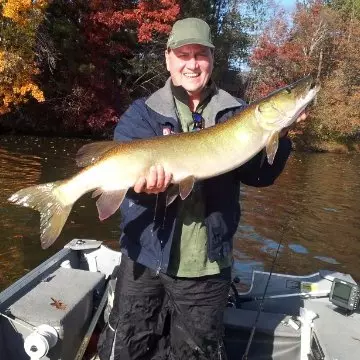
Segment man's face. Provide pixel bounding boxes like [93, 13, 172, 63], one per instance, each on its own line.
[165, 44, 214, 97]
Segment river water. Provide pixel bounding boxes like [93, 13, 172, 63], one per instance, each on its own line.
[0, 135, 359, 290]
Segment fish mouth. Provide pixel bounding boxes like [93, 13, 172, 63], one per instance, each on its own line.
[291, 75, 320, 107]
[302, 81, 320, 102]
[307, 80, 321, 95]
[312, 82, 321, 93]
[289, 75, 320, 97]
[292, 82, 320, 121]
[255, 76, 321, 131]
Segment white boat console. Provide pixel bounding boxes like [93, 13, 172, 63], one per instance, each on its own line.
[224, 270, 360, 360]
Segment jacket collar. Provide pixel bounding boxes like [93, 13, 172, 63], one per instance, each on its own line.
[145, 78, 243, 126]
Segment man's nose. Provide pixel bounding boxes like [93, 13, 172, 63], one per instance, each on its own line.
[186, 57, 198, 70]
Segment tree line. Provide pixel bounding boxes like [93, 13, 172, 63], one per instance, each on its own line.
[248, 0, 360, 150]
[0, 0, 359, 149]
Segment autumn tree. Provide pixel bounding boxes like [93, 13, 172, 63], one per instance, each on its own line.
[246, 1, 328, 100]
[247, 0, 360, 145]
[34, 0, 179, 133]
[311, 0, 360, 142]
[0, 0, 47, 115]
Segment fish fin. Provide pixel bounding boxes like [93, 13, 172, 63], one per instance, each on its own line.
[8, 181, 72, 249]
[76, 141, 120, 167]
[266, 131, 280, 165]
[96, 189, 127, 221]
[166, 184, 179, 206]
[179, 176, 195, 200]
[92, 188, 103, 198]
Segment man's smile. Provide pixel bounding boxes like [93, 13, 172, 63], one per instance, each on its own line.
[183, 73, 201, 78]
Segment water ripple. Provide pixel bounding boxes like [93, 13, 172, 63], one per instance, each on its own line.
[1, 136, 360, 289]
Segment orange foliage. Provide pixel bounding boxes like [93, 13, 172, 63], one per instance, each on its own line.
[0, 0, 47, 114]
[311, 16, 360, 137]
[0, 51, 44, 115]
[2, 0, 47, 24]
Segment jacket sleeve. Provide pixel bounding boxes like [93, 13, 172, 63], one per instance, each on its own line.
[113, 99, 157, 142]
[237, 136, 292, 187]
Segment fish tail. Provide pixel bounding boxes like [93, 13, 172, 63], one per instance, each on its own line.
[8, 181, 72, 249]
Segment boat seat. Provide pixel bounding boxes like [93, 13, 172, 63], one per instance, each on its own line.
[9, 267, 105, 338]
[224, 307, 300, 337]
[223, 308, 301, 360]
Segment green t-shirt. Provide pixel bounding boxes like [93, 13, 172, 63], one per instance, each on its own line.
[167, 85, 232, 277]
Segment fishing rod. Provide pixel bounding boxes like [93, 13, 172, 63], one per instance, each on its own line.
[241, 221, 288, 360]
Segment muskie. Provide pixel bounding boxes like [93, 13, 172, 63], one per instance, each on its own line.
[8, 76, 319, 249]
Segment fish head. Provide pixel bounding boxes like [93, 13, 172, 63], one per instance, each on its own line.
[255, 75, 320, 132]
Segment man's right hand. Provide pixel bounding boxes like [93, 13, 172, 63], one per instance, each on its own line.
[134, 165, 173, 194]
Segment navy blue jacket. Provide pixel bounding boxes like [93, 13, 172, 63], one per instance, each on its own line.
[114, 79, 292, 274]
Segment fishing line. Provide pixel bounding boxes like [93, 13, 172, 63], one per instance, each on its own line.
[241, 214, 292, 360]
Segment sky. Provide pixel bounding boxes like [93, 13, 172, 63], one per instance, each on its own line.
[277, 0, 297, 11]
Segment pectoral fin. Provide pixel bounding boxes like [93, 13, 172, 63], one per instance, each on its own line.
[95, 189, 127, 221]
[92, 188, 102, 198]
[179, 176, 195, 200]
[266, 131, 280, 165]
[166, 184, 179, 206]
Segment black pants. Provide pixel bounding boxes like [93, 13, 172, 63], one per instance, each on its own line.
[98, 255, 231, 360]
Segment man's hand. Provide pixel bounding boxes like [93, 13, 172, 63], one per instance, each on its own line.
[280, 111, 307, 138]
[134, 165, 173, 194]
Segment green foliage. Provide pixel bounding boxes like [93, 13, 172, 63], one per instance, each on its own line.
[327, 0, 360, 18]
[179, 0, 263, 89]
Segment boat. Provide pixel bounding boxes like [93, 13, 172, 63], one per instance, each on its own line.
[0, 238, 359, 360]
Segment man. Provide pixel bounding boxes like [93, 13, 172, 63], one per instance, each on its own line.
[98, 18, 297, 360]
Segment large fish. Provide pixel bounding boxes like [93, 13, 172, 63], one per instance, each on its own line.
[8, 76, 319, 249]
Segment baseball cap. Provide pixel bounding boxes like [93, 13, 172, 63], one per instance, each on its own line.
[167, 18, 215, 49]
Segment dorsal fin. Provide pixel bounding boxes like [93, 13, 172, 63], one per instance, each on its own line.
[76, 141, 120, 167]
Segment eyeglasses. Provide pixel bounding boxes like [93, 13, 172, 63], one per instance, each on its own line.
[192, 112, 204, 131]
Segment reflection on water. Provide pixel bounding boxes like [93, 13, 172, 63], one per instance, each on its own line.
[235, 152, 360, 284]
[0, 136, 121, 289]
[0, 135, 359, 290]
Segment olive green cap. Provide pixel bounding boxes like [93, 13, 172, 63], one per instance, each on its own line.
[167, 18, 215, 49]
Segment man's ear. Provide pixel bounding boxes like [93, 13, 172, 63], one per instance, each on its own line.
[165, 49, 170, 71]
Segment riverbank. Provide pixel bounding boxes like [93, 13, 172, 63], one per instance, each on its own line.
[1, 120, 359, 154]
[292, 136, 360, 153]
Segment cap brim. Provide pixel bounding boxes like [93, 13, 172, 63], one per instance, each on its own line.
[168, 39, 215, 49]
